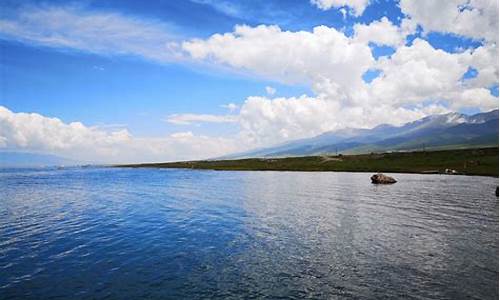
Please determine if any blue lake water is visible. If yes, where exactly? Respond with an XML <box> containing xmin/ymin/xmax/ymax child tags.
<box><xmin>0</xmin><ymin>167</ymin><xmax>498</xmax><ymax>299</ymax></box>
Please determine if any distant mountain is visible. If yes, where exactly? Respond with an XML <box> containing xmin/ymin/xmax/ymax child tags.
<box><xmin>224</xmin><ymin>109</ymin><xmax>499</xmax><ymax>158</ymax></box>
<box><xmin>0</xmin><ymin>152</ymin><xmax>80</xmax><ymax>168</ymax></box>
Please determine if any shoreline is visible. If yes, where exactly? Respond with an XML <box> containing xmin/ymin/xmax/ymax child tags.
<box><xmin>114</xmin><ymin>166</ymin><xmax>500</xmax><ymax>178</ymax></box>
<box><xmin>115</xmin><ymin>147</ymin><xmax>499</xmax><ymax>178</ymax></box>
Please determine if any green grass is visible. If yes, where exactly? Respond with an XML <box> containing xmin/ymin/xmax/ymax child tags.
<box><xmin>116</xmin><ymin>147</ymin><xmax>499</xmax><ymax>177</ymax></box>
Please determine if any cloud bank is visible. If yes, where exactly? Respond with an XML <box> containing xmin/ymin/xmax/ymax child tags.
<box><xmin>0</xmin><ymin>106</ymin><xmax>241</xmax><ymax>163</ymax></box>
<box><xmin>0</xmin><ymin>1</ymin><xmax>498</xmax><ymax>162</ymax></box>
<box><xmin>180</xmin><ymin>6</ymin><xmax>498</xmax><ymax>144</ymax></box>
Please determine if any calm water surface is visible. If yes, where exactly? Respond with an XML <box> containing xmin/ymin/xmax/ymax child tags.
<box><xmin>0</xmin><ymin>167</ymin><xmax>498</xmax><ymax>299</ymax></box>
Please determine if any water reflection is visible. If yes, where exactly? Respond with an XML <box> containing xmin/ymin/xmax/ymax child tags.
<box><xmin>0</xmin><ymin>168</ymin><xmax>498</xmax><ymax>299</ymax></box>
<box><xmin>235</xmin><ymin>172</ymin><xmax>498</xmax><ymax>299</ymax></box>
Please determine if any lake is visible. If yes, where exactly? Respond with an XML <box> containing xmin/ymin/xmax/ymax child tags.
<box><xmin>0</xmin><ymin>167</ymin><xmax>498</xmax><ymax>299</ymax></box>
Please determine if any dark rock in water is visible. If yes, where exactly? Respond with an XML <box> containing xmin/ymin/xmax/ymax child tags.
<box><xmin>496</xmin><ymin>186</ymin><xmax>499</xmax><ymax>197</ymax></box>
<box><xmin>371</xmin><ymin>173</ymin><xmax>397</xmax><ymax>184</ymax></box>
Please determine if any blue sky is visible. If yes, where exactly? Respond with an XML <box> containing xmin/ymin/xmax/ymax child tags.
<box><xmin>0</xmin><ymin>0</ymin><xmax>498</xmax><ymax>162</ymax></box>
<box><xmin>1</xmin><ymin>0</ymin><xmax>329</xmax><ymax>135</ymax></box>
<box><xmin>0</xmin><ymin>1</ymin><xmax>397</xmax><ymax>120</ymax></box>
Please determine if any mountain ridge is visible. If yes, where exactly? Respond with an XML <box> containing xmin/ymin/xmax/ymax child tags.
<box><xmin>223</xmin><ymin>109</ymin><xmax>499</xmax><ymax>159</ymax></box>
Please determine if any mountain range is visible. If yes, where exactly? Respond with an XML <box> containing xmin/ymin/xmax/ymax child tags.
<box><xmin>2</xmin><ymin>110</ymin><xmax>498</xmax><ymax>165</ymax></box>
<box><xmin>224</xmin><ymin>109</ymin><xmax>499</xmax><ymax>159</ymax></box>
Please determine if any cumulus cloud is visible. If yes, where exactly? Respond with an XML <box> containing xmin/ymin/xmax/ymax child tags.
<box><xmin>182</xmin><ymin>24</ymin><xmax>374</xmax><ymax>99</ymax></box>
<box><xmin>367</xmin><ymin>39</ymin><xmax>499</xmax><ymax>111</ymax></box>
<box><xmin>400</xmin><ymin>0</ymin><xmax>499</xmax><ymax>44</ymax></box>
<box><xmin>310</xmin><ymin>0</ymin><xmax>370</xmax><ymax>16</ymax></box>
<box><xmin>181</xmin><ymin>19</ymin><xmax>497</xmax><ymax>146</ymax></box>
<box><xmin>0</xmin><ymin>106</ymin><xmax>242</xmax><ymax>163</ymax></box>
<box><xmin>371</xmin><ymin>40</ymin><xmax>471</xmax><ymax>104</ymax></box>
<box><xmin>353</xmin><ymin>17</ymin><xmax>411</xmax><ymax>47</ymax></box>
<box><xmin>166</xmin><ymin>113</ymin><xmax>238</xmax><ymax>125</ymax></box>
<box><xmin>237</xmin><ymin>95</ymin><xmax>451</xmax><ymax>145</ymax></box>
<box><xmin>464</xmin><ymin>43</ymin><xmax>499</xmax><ymax>88</ymax></box>
<box><xmin>0</xmin><ymin>5</ymin><xmax>182</xmax><ymax>63</ymax></box>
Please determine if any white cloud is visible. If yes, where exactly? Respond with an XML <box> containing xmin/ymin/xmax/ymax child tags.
<box><xmin>0</xmin><ymin>5</ymin><xmax>182</xmax><ymax>63</ymax></box>
<box><xmin>370</xmin><ymin>39</ymin><xmax>468</xmax><ymax>103</ymax></box>
<box><xmin>462</xmin><ymin>43</ymin><xmax>499</xmax><ymax>88</ymax></box>
<box><xmin>181</xmin><ymin>24</ymin><xmax>497</xmax><ymax>147</ymax></box>
<box><xmin>1</xmin><ymin>4</ymin><xmax>498</xmax><ymax>158</ymax></box>
<box><xmin>400</xmin><ymin>0</ymin><xmax>499</xmax><ymax>44</ymax></box>
<box><xmin>339</xmin><ymin>8</ymin><xmax>348</xmax><ymax>19</ymax></box>
<box><xmin>220</xmin><ymin>103</ymin><xmax>239</xmax><ymax>112</ymax></box>
<box><xmin>182</xmin><ymin>23</ymin><xmax>497</xmax><ymax>106</ymax></box>
<box><xmin>353</xmin><ymin>17</ymin><xmax>410</xmax><ymax>47</ymax></box>
<box><xmin>238</xmin><ymin>95</ymin><xmax>451</xmax><ymax>145</ymax></box>
<box><xmin>238</xmin><ymin>95</ymin><xmax>337</xmax><ymax>144</ymax></box>
<box><xmin>0</xmin><ymin>106</ymin><xmax>242</xmax><ymax>163</ymax></box>
<box><xmin>166</xmin><ymin>113</ymin><xmax>238</xmax><ymax>125</ymax></box>
<box><xmin>265</xmin><ymin>86</ymin><xmax>276</xmax><ymax>95</ymax></box>
<box><xmin>451</xmin><ymin>87</ymin><xmax>499</xmax><ymax>111</ymax></box>
<box><xmin>310</xmin><ymin>0</ymin><xmax>370</xmax><ymax>16</ymax></box>
<box><xmin>369</xmin><ymin>39</ymin><xmax>498</xmax><ymax>110</ymax></box>
<box><xmin>182</xmin><ymin>24</ymin><xmax>374</xmax><ymax>99</ymax></box>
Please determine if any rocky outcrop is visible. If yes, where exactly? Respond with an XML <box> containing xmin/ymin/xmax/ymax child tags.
<box><xmin>371</xmin><ymin>173</ymin><xmax>397</xmax><ymax>184</ymax></box>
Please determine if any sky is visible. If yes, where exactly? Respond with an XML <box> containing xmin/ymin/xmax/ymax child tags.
<box><xmin>0</xmin><ymin>0</ymin><xmax>498</xmax><ymax>163</ymax></box>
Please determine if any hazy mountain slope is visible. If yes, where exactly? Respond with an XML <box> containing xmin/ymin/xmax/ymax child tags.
<box><xmin>0</xmin><ymin>152</ymin><xmax>80</xmax><ymax>167</ymax></box>
<box><xmin>226</xmin><ymin>109</ymin><xmax>499</xmax><ymax>158</ymax></box>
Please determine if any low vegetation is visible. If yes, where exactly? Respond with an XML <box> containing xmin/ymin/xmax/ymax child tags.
<box><xmin>117</xmin><ymin>147</ymin><xmax>499</xmax><ymax>177</ymax></box>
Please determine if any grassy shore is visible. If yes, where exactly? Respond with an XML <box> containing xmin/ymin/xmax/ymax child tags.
<box><xmin>116</xmin><ymin>147</ymin><xmax>499</xmax><ymax>177</ymax></box>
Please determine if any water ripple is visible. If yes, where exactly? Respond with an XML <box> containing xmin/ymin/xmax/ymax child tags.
<box><xmin>0</xmin><ymin>168</ymin><xmax>498</xmax><ymax>299</ymax></box>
